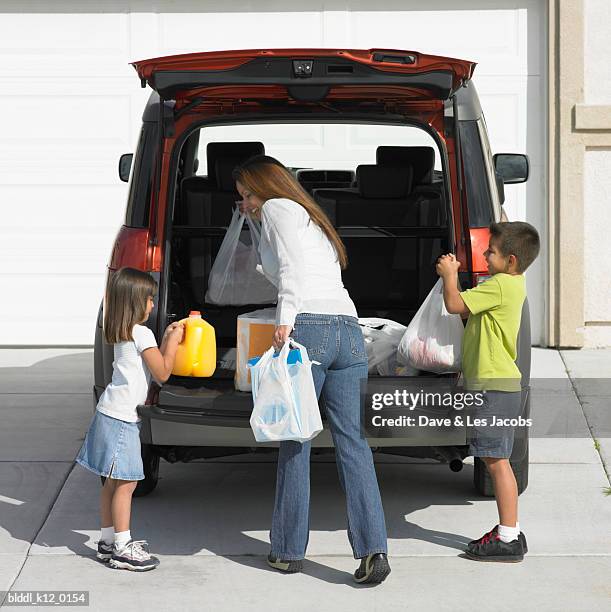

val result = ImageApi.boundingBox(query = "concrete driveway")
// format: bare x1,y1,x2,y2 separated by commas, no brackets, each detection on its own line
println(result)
1,348,610,611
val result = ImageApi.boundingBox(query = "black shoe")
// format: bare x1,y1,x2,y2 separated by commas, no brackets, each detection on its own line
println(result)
466,531,524,562
267,553,303,574
468,525,528,554
353,553,391,584
96,540,113,562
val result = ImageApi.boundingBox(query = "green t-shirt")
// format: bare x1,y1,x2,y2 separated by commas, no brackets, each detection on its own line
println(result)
460,273,526,391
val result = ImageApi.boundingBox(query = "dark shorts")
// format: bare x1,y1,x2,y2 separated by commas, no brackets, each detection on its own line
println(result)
468,390,522,459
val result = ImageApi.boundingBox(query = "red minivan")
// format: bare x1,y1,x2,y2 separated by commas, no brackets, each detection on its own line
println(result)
95,48,531,496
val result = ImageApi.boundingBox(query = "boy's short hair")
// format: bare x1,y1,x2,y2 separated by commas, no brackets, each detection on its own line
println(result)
489,221,540,273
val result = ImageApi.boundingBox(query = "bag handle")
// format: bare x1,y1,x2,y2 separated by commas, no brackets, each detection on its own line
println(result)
249,345,276,402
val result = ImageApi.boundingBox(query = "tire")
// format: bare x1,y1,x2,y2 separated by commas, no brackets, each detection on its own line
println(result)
473,444,529,496
134,444,160,497
99,444,160,497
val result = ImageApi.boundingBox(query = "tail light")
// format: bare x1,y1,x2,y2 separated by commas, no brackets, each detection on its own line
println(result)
473,273,491,285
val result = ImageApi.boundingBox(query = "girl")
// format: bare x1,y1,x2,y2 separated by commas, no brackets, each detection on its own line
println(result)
233,155,390,585
76,267,184,571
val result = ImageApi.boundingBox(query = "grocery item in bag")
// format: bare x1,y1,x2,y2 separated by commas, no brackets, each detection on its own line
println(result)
248,340,322,443
397,279,464,373
235,308,276,391
206,208,277,305
359,317,417,376
172,311,216,377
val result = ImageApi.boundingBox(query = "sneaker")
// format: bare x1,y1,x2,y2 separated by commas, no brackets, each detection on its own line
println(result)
266,553,303,574
466,531,524,562
96,540,113,562
109,540,160,571
353,553,391,584
468,525,528,554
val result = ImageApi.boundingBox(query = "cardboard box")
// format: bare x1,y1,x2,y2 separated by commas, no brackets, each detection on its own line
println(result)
235,308,276,391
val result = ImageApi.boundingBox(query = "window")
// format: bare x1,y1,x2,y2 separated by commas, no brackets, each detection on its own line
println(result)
124,123,158,228
459,120,494,228
195,122,443,173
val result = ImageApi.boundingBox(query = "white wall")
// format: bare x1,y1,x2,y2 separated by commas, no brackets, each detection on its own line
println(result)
0,0,547,345
583,0,611,347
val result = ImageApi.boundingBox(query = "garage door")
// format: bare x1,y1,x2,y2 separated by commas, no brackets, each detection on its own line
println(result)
0,1,546,345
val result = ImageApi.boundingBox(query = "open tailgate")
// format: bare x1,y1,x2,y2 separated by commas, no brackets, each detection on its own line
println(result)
132,48,476,104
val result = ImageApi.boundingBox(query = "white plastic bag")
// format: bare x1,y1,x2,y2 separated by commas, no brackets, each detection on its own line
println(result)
397,279,464,373
205,208,277,305
248,340,322,443
359,317,418,376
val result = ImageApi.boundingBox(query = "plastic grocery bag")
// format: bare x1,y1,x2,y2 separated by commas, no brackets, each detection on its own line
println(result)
248,340,322,443
397,279,464,373
205,208,277,305
359,318,418,376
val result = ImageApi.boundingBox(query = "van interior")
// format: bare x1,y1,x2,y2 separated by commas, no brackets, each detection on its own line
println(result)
165,123,452,383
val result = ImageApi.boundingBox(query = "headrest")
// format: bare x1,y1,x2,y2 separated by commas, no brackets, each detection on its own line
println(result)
215,158,242,192
206,142,265,179
356,165,413,199
181,175,214,198
376,146,435,185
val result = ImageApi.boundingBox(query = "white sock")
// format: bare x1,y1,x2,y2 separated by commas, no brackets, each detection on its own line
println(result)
100,526,115,545
498,524,520,543
114,530,131,549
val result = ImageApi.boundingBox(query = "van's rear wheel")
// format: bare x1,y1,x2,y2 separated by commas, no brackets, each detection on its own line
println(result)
473,445,529,496
134,444,160,497
99,444,160,497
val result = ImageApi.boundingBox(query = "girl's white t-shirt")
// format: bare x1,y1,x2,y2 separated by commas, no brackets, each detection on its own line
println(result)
96,324,158,423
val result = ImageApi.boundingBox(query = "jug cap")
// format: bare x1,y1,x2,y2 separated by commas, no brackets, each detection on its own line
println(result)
188,310,201,317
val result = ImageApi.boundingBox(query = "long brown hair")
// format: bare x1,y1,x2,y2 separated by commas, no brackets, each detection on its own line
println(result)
232,155,348,269
103,267,158,344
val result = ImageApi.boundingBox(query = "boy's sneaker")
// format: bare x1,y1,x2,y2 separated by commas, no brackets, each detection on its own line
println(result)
466,531,524,562
353,553,391,584
266,553,302,574
96,540,113,562
109,540,159,571
468,525,528,553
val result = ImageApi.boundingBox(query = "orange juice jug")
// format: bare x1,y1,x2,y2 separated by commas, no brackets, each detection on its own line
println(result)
172,311,216,377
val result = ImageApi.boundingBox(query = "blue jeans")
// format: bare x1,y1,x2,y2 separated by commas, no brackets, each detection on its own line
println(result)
270,313,388,560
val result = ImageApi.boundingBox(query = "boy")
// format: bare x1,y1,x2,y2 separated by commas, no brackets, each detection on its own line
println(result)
436,221,540,562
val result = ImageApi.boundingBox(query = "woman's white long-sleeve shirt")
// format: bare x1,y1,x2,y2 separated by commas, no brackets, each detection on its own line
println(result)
258,198,357,328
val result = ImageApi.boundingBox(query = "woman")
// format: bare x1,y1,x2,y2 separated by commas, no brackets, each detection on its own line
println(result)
233,155,390,585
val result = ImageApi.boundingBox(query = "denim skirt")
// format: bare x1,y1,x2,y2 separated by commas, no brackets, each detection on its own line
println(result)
76,410,144,481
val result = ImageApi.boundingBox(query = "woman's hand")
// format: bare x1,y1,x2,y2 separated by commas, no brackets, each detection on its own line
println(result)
272,325,293,351
236,199,261,220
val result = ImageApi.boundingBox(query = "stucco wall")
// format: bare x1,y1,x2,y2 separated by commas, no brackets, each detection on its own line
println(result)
585,0,611,104
583,0,611,347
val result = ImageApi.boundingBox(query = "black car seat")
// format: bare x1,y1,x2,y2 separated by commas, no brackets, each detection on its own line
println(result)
376,145,447,300
180,141,265,304
376,145,445,226
296,169,356,194
312,164,417,308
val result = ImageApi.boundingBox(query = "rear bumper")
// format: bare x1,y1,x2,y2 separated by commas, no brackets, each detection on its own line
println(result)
131,379,469,448
137,403,468,448
95,382,530,456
